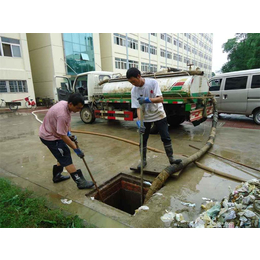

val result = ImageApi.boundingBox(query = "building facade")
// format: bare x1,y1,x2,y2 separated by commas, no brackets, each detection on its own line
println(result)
100,33,213,79
0,33,35,107
0,33,213,103
26,33,101,102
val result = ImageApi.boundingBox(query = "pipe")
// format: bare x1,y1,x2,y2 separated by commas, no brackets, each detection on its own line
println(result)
71,130,164,154
193,161,247,183
144,97,219,204
189,144,260,172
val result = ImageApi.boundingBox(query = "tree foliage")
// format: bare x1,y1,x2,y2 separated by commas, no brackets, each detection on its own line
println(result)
221,33,260,72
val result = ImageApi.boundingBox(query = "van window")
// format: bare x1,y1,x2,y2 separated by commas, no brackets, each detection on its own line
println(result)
251,75,260,89
224,76,247,90
209,79,222,91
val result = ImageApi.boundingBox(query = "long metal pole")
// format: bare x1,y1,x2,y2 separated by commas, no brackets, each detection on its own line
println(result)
75,141,104,202
140,103,144,205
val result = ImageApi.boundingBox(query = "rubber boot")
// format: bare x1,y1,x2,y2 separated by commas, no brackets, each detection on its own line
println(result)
164,144,182,165
52,165,70,183
70,169,94,189
137,147,147,172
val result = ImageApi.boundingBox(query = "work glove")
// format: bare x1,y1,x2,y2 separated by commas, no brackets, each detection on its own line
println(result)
137,97,151,105
67,131,77,142
74,148,84,158
136,120,146,134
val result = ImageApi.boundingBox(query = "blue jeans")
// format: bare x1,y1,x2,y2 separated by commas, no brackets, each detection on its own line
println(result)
141,117,172,148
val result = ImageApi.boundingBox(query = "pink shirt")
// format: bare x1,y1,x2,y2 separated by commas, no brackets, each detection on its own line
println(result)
39,101,71,141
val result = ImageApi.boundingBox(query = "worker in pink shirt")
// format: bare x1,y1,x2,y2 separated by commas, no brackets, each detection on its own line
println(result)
39,93,94,189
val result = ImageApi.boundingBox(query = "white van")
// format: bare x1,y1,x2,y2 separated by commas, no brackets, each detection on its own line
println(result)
209,69,260,124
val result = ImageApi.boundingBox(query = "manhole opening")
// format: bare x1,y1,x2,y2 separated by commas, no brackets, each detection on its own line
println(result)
86,173,150,215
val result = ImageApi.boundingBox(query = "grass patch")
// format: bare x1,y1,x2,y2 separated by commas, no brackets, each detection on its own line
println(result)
0,178,95,228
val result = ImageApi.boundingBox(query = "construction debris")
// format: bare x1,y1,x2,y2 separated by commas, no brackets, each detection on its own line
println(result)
161,179,260,228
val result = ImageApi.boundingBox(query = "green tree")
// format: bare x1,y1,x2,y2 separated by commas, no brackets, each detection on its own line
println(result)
221,33,260,72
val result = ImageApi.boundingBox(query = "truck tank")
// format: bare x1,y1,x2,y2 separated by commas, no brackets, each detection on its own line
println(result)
101,71,209,97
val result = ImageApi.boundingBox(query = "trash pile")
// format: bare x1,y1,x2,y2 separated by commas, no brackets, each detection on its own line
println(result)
161,179,260,228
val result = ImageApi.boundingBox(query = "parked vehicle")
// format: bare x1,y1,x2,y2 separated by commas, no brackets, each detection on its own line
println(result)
0,98,21,111
209,69,260,124
55,69,214,131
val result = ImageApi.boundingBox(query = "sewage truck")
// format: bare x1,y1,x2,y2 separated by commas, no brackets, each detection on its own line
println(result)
55,68,214,132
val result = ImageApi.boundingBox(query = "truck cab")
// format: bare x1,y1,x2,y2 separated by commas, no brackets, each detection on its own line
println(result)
56,71,114,101
55,71,120,123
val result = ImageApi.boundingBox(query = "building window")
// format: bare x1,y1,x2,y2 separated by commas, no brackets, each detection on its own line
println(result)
0,81,7,93
141,62,149,72
128,38,138,50
192,60,197,66
166,34,172,43
184,57,190,64
151,33,157,37
129,60,139,69
0,37,21,57
141,62,157,73
174,53,182,62
167,51,172,59
141,42,149,53
160,49,166,57
0,80,27,93
114,33,126,46
63,33,95,74
150,64,157,73
150,45,157,55
160,33,166,41
115,58,127,69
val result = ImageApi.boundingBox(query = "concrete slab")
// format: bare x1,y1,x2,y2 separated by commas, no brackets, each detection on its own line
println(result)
0,110,259,227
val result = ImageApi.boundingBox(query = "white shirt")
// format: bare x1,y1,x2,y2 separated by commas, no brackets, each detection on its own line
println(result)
131,78,166,122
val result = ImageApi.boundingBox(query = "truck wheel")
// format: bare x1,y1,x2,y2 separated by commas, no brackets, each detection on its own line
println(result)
253,109,260,125
80,106,96,124
167,116,185,127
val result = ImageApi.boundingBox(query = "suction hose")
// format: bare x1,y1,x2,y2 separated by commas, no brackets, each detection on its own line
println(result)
143,97,218,204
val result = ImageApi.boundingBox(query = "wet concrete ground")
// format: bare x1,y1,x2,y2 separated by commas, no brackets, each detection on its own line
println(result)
0,109,259,227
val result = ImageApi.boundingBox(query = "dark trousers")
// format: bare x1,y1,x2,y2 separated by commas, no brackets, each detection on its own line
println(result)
141,117,171,148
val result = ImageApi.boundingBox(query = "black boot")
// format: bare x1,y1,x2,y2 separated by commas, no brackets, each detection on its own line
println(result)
71,169,94,189
164,143,182,165
137,147,147,172
52,165,70,183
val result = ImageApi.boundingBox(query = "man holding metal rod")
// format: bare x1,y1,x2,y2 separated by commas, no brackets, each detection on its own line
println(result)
126,68,182,171
39,93,94,189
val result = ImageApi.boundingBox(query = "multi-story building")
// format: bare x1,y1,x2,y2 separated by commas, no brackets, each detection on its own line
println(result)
100,33,213,79
0,33,35,107
26,33,102,101
0,33,213,103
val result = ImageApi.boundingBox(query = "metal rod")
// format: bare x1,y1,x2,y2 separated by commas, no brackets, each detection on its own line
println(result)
140,103,144,205
189,144,260,172
76,142,104,202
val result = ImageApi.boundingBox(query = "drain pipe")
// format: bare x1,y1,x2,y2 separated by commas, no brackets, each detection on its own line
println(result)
144,97,218,204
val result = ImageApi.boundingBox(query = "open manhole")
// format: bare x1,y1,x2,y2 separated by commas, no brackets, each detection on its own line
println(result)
86,173,150,215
